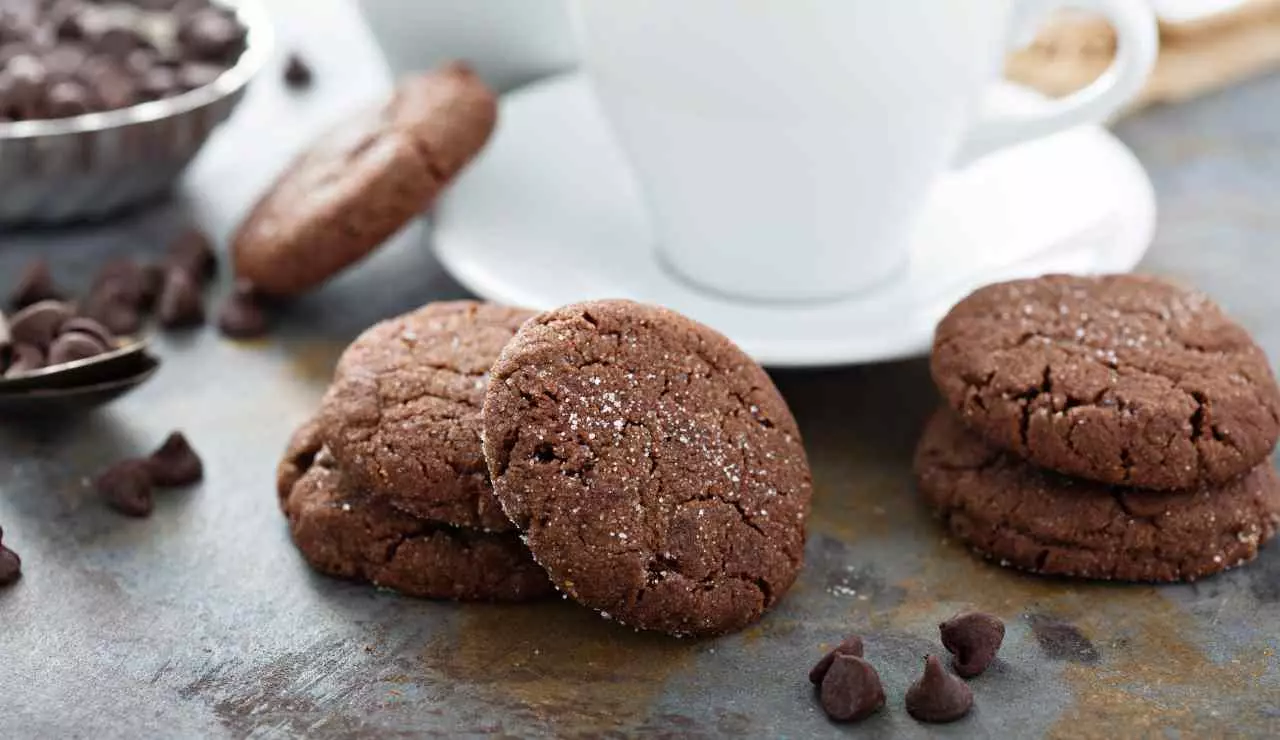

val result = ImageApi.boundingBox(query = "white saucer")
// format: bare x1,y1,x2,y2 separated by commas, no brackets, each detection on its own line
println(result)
433,73,1156,368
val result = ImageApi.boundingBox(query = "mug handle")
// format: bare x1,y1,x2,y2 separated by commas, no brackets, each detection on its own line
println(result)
956,0,1158,164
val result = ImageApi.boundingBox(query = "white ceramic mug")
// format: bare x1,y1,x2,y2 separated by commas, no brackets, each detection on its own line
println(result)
571,0,1158,302
355,0,577,92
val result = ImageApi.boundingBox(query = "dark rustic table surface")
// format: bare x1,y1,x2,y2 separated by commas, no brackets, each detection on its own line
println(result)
2,4,1279,738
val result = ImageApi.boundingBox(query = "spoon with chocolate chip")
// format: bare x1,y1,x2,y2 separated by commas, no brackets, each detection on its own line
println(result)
0,300,161,413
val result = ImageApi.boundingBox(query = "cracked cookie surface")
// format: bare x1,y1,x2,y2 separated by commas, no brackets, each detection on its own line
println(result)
481,300,812,637
932,274,1280,490
320,301,532,531
915,409,1280,582
279,439,552,601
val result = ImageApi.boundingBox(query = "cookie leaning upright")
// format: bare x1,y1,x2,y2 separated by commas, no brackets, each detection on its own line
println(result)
481,300,813,637
931,274,1280,490
232,63,497,297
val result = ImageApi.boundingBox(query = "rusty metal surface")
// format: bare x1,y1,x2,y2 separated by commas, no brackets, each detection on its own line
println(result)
2,4,1279,738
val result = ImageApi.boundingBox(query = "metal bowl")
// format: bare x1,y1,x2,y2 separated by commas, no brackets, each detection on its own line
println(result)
0,0,273,224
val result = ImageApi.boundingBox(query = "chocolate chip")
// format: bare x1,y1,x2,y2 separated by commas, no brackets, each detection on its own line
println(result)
139,64,178,100
9,259,66,310
0,526,20,587
166,228,217,283
59,317,115,348
44,44,87,80
809,634,865,685
176,60,220,90
46,331,106,366
146,431,203,487
81,56,137,109
818,655,884,723
3,343,44,377
7,53,48,95
82,295,141,336
95,459,153,517
940,612,1005,678
283,53,311,88
179,8,245,63
905,655,973,724
157,268,204,328
45,79,90,117
217,280,269,339
92,258,149,309
9,300,73,348
82,273,144,335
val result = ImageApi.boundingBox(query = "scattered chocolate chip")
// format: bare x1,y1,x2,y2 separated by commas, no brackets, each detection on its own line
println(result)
905,655,973,724
283,53,311,88
91,258,149,309
46,331,106,366
0,526,20,587
216,280,269,339
157,269,204,328
141,263,166,306
818,655,885,723
166,228,217,283
3,342,44,377
58,316,115,348
9,300,73,348
82,296,141,337
809,634,865,685
940,612,1005,678
147,431,203,487
95,459,154,517
9,259,66,310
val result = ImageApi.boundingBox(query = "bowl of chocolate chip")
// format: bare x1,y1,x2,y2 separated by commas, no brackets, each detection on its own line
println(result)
0,0,270,223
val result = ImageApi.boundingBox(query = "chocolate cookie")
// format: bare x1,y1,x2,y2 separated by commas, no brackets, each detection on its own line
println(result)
482,300,813,637
932,274,1280,490
280,445,553,602
320,301,532,532
915,409,1280,582
232,63,497,297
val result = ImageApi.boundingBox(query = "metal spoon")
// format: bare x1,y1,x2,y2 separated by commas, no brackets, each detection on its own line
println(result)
0,338,157,393
0,354,161,416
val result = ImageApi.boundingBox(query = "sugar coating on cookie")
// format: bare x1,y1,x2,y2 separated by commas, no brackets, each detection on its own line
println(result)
320,301,533,532
932,274,1280,490
280,445,553,602
915,409,1280,582
482,300,813,637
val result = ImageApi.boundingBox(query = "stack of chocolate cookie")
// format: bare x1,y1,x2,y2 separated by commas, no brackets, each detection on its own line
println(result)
277,302,552,602
917,274,1280,582
278,299,814,636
